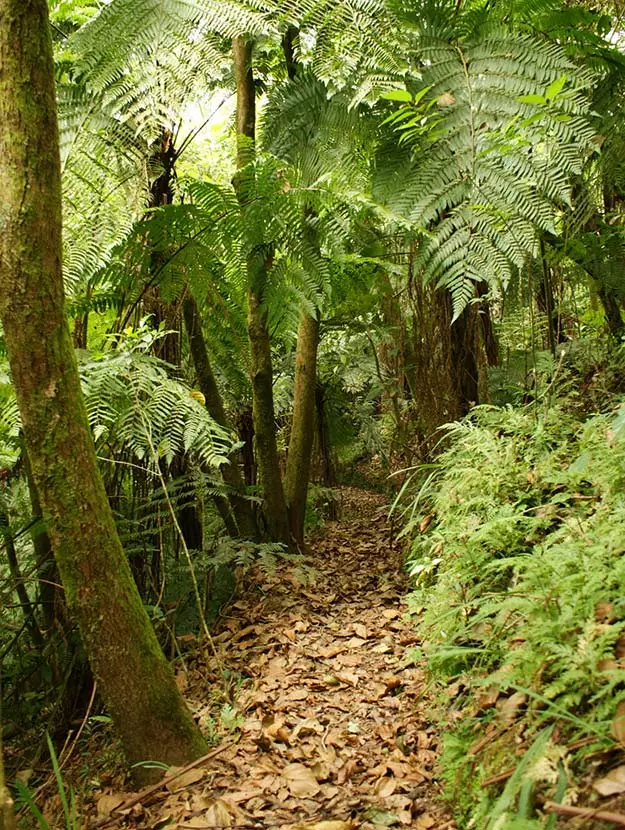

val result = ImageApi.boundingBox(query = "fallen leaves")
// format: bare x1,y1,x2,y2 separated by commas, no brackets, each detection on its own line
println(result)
282,764,321,797
595,764,625,796
87,488,454,830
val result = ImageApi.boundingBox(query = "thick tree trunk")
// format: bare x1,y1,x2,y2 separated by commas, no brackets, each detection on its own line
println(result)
182,294,258,538
450,300,479,417
0,0,206,783
598,284,624,338
284,310,320,545
233,36,290,546
476,281,500,366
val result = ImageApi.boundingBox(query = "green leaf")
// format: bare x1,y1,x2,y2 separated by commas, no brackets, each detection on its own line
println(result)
380,89,413,102
545,75,567,101
518,94,547,106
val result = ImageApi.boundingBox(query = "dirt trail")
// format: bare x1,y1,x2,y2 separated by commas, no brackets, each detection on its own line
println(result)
101,489,455,829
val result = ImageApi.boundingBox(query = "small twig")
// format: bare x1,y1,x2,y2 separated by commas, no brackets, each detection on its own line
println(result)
59,682,97,770
544,801,625,825
481,767,515,787
94,742,234,828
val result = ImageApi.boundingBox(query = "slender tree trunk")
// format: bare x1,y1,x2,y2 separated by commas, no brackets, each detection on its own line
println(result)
233,35,290,546
450,299,479,417
281,32,323,544
182,294,258,538
0,495,44,649
284,310,320,545
247,289,290,544
0,0,206,783
476,281,500,366
24,447,60,634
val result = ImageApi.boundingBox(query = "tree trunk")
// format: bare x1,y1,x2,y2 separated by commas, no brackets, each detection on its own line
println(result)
476,281,500,366
233,36,290,546
450,299,479,417
598,284,624,338
0,494,44,649
247,289,291,544
0,0,206,783
182,294,258,538
284,310,320,545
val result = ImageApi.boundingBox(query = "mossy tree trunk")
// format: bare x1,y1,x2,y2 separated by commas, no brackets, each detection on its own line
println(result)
233,35,290,546
0,0,206,783
284,310,320,545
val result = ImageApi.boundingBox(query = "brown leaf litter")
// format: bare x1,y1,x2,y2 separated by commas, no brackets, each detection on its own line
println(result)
93,488,455,830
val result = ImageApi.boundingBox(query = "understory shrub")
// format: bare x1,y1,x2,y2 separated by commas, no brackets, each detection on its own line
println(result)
400,398,625,828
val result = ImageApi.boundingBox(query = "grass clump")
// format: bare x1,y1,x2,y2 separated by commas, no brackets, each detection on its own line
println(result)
400,399,625,828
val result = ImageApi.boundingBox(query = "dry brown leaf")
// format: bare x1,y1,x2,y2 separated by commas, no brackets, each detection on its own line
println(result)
334,671,360,687
282,763,321,797
415,816,436,829
376,777,397,797
96,793,127,818
288,823,353,830
165,768,206,791
594,764,625,796
292,717,324,739
353,623,368,639
613,701,625,747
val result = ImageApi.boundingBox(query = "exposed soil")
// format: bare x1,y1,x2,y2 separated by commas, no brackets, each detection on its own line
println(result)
91,488,456,829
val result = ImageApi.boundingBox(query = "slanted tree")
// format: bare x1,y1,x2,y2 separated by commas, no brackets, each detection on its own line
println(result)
0,0,206,783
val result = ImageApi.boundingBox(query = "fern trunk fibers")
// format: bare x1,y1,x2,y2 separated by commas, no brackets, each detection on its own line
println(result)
450,301,479,417
0,0,207,783
233,35,290,546
182,294,258,539
285,310,320,545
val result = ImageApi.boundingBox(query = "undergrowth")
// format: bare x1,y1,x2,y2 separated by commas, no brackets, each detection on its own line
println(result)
400,396,625,828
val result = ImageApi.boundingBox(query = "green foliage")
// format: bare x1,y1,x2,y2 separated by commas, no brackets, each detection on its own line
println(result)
377,24,594,318
400,394,625,825
80,324,232,469
14,735,78,830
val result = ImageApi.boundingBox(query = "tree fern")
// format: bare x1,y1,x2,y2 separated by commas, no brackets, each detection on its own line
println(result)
375,23,595,317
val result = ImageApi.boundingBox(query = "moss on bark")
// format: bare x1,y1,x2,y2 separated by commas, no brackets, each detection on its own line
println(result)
0,0,207,783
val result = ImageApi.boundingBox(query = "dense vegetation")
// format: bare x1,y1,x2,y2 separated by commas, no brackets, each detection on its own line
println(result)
3,0,625,825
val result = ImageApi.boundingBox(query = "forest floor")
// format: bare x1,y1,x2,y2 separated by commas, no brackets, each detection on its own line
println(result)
90,488,456,830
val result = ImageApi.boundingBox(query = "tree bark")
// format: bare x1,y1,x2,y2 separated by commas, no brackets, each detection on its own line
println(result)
0,0,206,783
450,299,479,417
284,310,320,545
233,36,290,546
182,294,258,538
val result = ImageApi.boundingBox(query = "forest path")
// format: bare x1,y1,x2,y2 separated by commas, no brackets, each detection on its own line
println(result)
104,488,455,829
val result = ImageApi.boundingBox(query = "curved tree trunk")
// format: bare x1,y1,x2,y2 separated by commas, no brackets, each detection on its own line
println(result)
284,310,320,545
0,0,206,783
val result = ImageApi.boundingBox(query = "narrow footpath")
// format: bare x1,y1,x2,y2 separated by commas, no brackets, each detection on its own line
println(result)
99,489,455,829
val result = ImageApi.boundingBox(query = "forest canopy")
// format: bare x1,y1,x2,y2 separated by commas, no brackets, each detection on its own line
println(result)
3,0,625,826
